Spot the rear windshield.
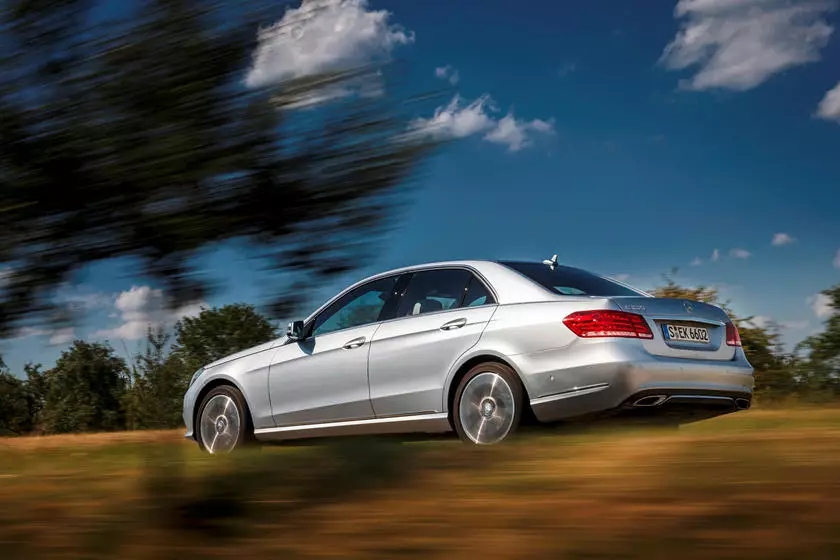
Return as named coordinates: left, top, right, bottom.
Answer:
left=499, top=261, right=642, bottom=297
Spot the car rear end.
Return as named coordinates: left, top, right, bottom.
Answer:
left=494, top=262, right=755, bottom=424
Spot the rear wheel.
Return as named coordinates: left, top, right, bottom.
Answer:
left=197, top=386, right=250, bottom=454
left=453, top=363, right=523, bottom=445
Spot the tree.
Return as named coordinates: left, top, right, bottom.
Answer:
left=0, top=357, right=46, bottom=436
left=23, top=362, right=47, bottom=433
left=40, top=341, right=129, bottom=433
left=796, top=285, right=840, bottom=398
left=0, top=356, right=30, bottom=435
left=649, top=270, right=794, bottom=400
left=125, top=326, right=190, bottom=430
left=172, top=304, right=277, bottom=371
left=0, top=0, right=438, bottom=336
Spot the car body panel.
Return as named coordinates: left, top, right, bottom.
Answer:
left=183, top=259, right=756, bottom=445
left=368, top=304, right=498, bottom=417
left=268, top=323, right=380, bottom=426
left=203, top=339, right=280, bottom=370
left=182, top=343, right=277, bottom=437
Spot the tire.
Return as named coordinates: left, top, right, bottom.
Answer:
left=196, top=385, right=251, bottom=454
left=452, top=362, right=524, bottom=445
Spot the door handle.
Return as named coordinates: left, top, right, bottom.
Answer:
left=342, top=336, right=366, bottom=349
left=440, top=318, right=467, bottom=331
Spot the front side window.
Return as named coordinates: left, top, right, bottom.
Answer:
left=311, top=276, right=398, bottom=337
left=396, top=269, right=472, bottom=317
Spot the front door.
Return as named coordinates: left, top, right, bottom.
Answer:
left=268, top=275, right=400, bottom=426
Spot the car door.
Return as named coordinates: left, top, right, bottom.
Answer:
left=367, top=268, right=498, bottom=417
left=268, top=275, right=400, bottom=427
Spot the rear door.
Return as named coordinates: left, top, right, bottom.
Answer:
left=367, top=268, right=498, bottom=417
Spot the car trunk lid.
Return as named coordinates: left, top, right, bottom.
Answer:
left=611, top=297, right=735, bottom=361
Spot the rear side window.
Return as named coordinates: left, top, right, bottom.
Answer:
left=499, top=262, right=641, bottom=297
left=396, top=269, right=471, bottom=317
left=464, top=276, right=495, bottom=307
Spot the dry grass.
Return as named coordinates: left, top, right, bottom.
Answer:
left=2, top=408, right=840, bottom=559
left=0, top=428, right=184, bottom=451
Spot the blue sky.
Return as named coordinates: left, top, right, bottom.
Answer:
left=3, top=0, right=840, bottom=373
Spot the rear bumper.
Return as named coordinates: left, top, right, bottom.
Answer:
left=511, top=341, right=754, bottom=423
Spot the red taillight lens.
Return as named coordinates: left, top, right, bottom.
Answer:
left=563, top=310, right=654, bottom=340
left=725, top=321, right=742, bottom=346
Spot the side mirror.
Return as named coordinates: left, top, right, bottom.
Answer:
left=287, top=320, right=305, bottom=341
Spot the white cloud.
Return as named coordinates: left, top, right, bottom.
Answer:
left=485, top=114, right=556, bottom=152
left=771, top=232, right=795, bottom=246
left=10, top=325, right=75, bottom=345
left=435, top=65, right=460, bottom=85
left=746, top=315, right=772, bottom=329
left=660, top=0, right=835, bottom=91
left=833, top=248, right=840, bottom=269
left=808, top=293, right=834, bottom=319
left=245, top=0, right=413, bottom=88
left=711, top=248, right=720, bottom=262
left=690, top=257, right=703, bottom=266
left=558, top=61, right=577, bottom=77
left=744, top=316, right=809, bottom=330
left=48, top=328, right=75, bottom=346
left=411, top=94, right=496, bottom=139
left=410, top=94, right=555, bottom=152
left=730, top=248, right=751, bottom=259
left=816, top=81, right=840, bottom=122
left=11, top=327, right=48, bottom=339
left=94, top=286, right=205, bottom=341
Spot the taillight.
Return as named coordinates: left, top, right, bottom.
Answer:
left=725, top=321, right=742, bottom=346
left=563, top=310, right=654, bottom=340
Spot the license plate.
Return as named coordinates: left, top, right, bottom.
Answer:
left=662, top=324, right=710, bottom=344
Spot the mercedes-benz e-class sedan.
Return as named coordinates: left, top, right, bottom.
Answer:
left=183, top=258, right=754, bottom=453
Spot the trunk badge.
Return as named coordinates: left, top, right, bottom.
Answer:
left=683, top=300, right=694, bottom=313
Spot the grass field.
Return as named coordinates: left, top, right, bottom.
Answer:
left=2, top=407, right=840, bottom=559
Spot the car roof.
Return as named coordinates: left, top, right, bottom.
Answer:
left=302, top=260, right=553, bottom=325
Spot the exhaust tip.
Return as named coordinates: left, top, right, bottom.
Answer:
left=735, top=398, right=751, bottom=410
left=633, top=395, right=668, bottom=407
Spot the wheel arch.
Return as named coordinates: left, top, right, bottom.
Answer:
left=191, top=375, right=254, bottom=440
left=444, top=352, right=532, bottom=423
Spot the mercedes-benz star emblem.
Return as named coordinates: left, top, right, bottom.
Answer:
left=683, top=300, right=694, bottom=314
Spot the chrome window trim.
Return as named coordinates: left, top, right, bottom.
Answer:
left=290, top=265, right=499, bottom=343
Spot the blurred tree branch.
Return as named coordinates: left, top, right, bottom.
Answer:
left=0, top=0, right=441, bottom=334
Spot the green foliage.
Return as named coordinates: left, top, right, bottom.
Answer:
left=125, top=304, right=277, bottom=429
left=0, top=0, right=438, bottom=336
left=795, top=285, right=840, bottom=399
left=172, top=303, right=277, bottom=371
left=40, top=341, right=129, bottom=433
left=124, top=326, right=189, bottom=430
left=23, top=362, right=47, bottom=432
left=652, top=269, right=727, bottom=308
left=0, top=370, right=30, bottom=435
left=0, top=359, right=47, bottom=435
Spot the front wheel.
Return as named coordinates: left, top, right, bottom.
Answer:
left=196, top=386, right=250, bottom=454
left=453, top=362, right=524, bottom=445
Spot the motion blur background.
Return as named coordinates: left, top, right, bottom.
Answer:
left=1, top=0, right=840, bottom=558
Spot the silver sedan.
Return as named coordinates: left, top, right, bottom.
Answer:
left=183, top=258, right=755, bottom=453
